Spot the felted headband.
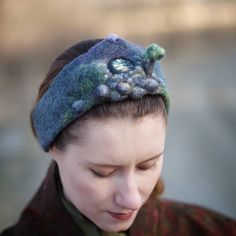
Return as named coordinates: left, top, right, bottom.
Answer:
left=32, top=34, right=170, bottom=152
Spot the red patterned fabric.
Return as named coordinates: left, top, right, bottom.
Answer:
left=1, top=162, right=236, bottom=236
left=130, top=197, right=236, bottom=235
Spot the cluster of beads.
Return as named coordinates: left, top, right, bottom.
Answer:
left=72, top=59, right=161, bottom=113
left=95, top=77, right=160, bottom=102
left=95, top=60, right=160, bottom=102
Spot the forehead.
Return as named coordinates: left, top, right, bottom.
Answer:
left=67, top=114, right=166, bottom=165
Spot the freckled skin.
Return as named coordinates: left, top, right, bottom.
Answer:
left=50, top=113, right=166, bottom=233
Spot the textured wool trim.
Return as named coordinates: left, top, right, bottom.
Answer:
left=32, top=34, right=170, bottom=152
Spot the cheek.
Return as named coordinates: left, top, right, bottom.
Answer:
left=141, top=159, right=163, bottom=195
left=62, top=166, right=111, bottom=206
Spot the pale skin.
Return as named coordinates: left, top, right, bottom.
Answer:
left=50, top=112, right=166, bottom=233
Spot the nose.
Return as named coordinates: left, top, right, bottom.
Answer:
left=114, top=173, right=142, bottom=211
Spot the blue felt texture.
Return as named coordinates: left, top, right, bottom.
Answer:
left=32, top=34, right=169, bottom=151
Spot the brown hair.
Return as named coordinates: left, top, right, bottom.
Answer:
left=30, top=38, right=167, bottom=195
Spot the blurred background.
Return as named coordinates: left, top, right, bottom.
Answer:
left=0, top=0, right=236, bottom=231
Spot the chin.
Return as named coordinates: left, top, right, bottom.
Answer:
left=99, top=216, right=135, bottom=233
left=101, top=224, right=131, bottom=233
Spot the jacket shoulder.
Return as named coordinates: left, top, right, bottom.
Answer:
left=130, top=198, right=236, bottom=236
left=0, top=162, right=83, bottom=236
left=157, top=199, right=236, bottom=236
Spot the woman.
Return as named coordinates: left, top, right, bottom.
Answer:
left=1, top=34, right=235, bottom=236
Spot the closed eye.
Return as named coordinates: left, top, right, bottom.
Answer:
left=90, top=169, right=114, bottom=178
left=137, top=162, right=157, bottom=171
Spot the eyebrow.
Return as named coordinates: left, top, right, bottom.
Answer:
left=87, top=151, right=164, bottom=168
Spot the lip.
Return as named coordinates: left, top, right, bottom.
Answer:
left=108, top=211, right=133, bottom=221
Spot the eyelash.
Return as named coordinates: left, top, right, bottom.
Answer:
left=90, top=169, right=111, bottom=178
left=137, top=163, right=157, bottom=171
left=90, top=163, right=157, bottom=179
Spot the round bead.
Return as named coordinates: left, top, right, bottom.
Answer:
left=127, top=77, right=135, bottom=86
left=144, top=79, right=159, bottom=93
left=105, top=78, right=118, bottom=89
left=72, top=100, right=86, bottom=113
left=130, top=87, right=147, bottom=99
left=133, top=76, right=146, bottom=87
left=123, top=73, right=129, bottom=79
left=110, top=91, right=122, bottom=102
left=116, top=82, right=131, bottom=95
left=135, top=66, right=143, bottom=73
left=113, top=74, right=124, bottom=82
left=95, top=84, right=110, bottom=98
left=128, top=70, right=134, bottom=76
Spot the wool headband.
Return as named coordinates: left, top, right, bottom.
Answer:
left=32, top=34, right=170, bottom=152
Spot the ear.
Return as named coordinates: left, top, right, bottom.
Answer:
left=48, top=145, right=62, bottom=162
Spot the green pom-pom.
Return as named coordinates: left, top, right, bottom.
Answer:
left=144, top=43, right=165, bottom=61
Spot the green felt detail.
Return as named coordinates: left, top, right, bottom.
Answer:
left=68, top=95, right=77, bottom=103
left=144, top=43, right=165, bottom=61
left=63, top=110, right=74, bottom=124
left=159, top=87, right=170, bottom=114
left=77, top=64, right=107, bottom=94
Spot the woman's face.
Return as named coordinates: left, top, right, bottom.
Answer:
left=50, top=113, right=166, bottom=233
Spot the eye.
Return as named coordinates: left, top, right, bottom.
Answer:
left=90, top=169, right=113, bottom=178
left=137, top=162, right=156, bottom=171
